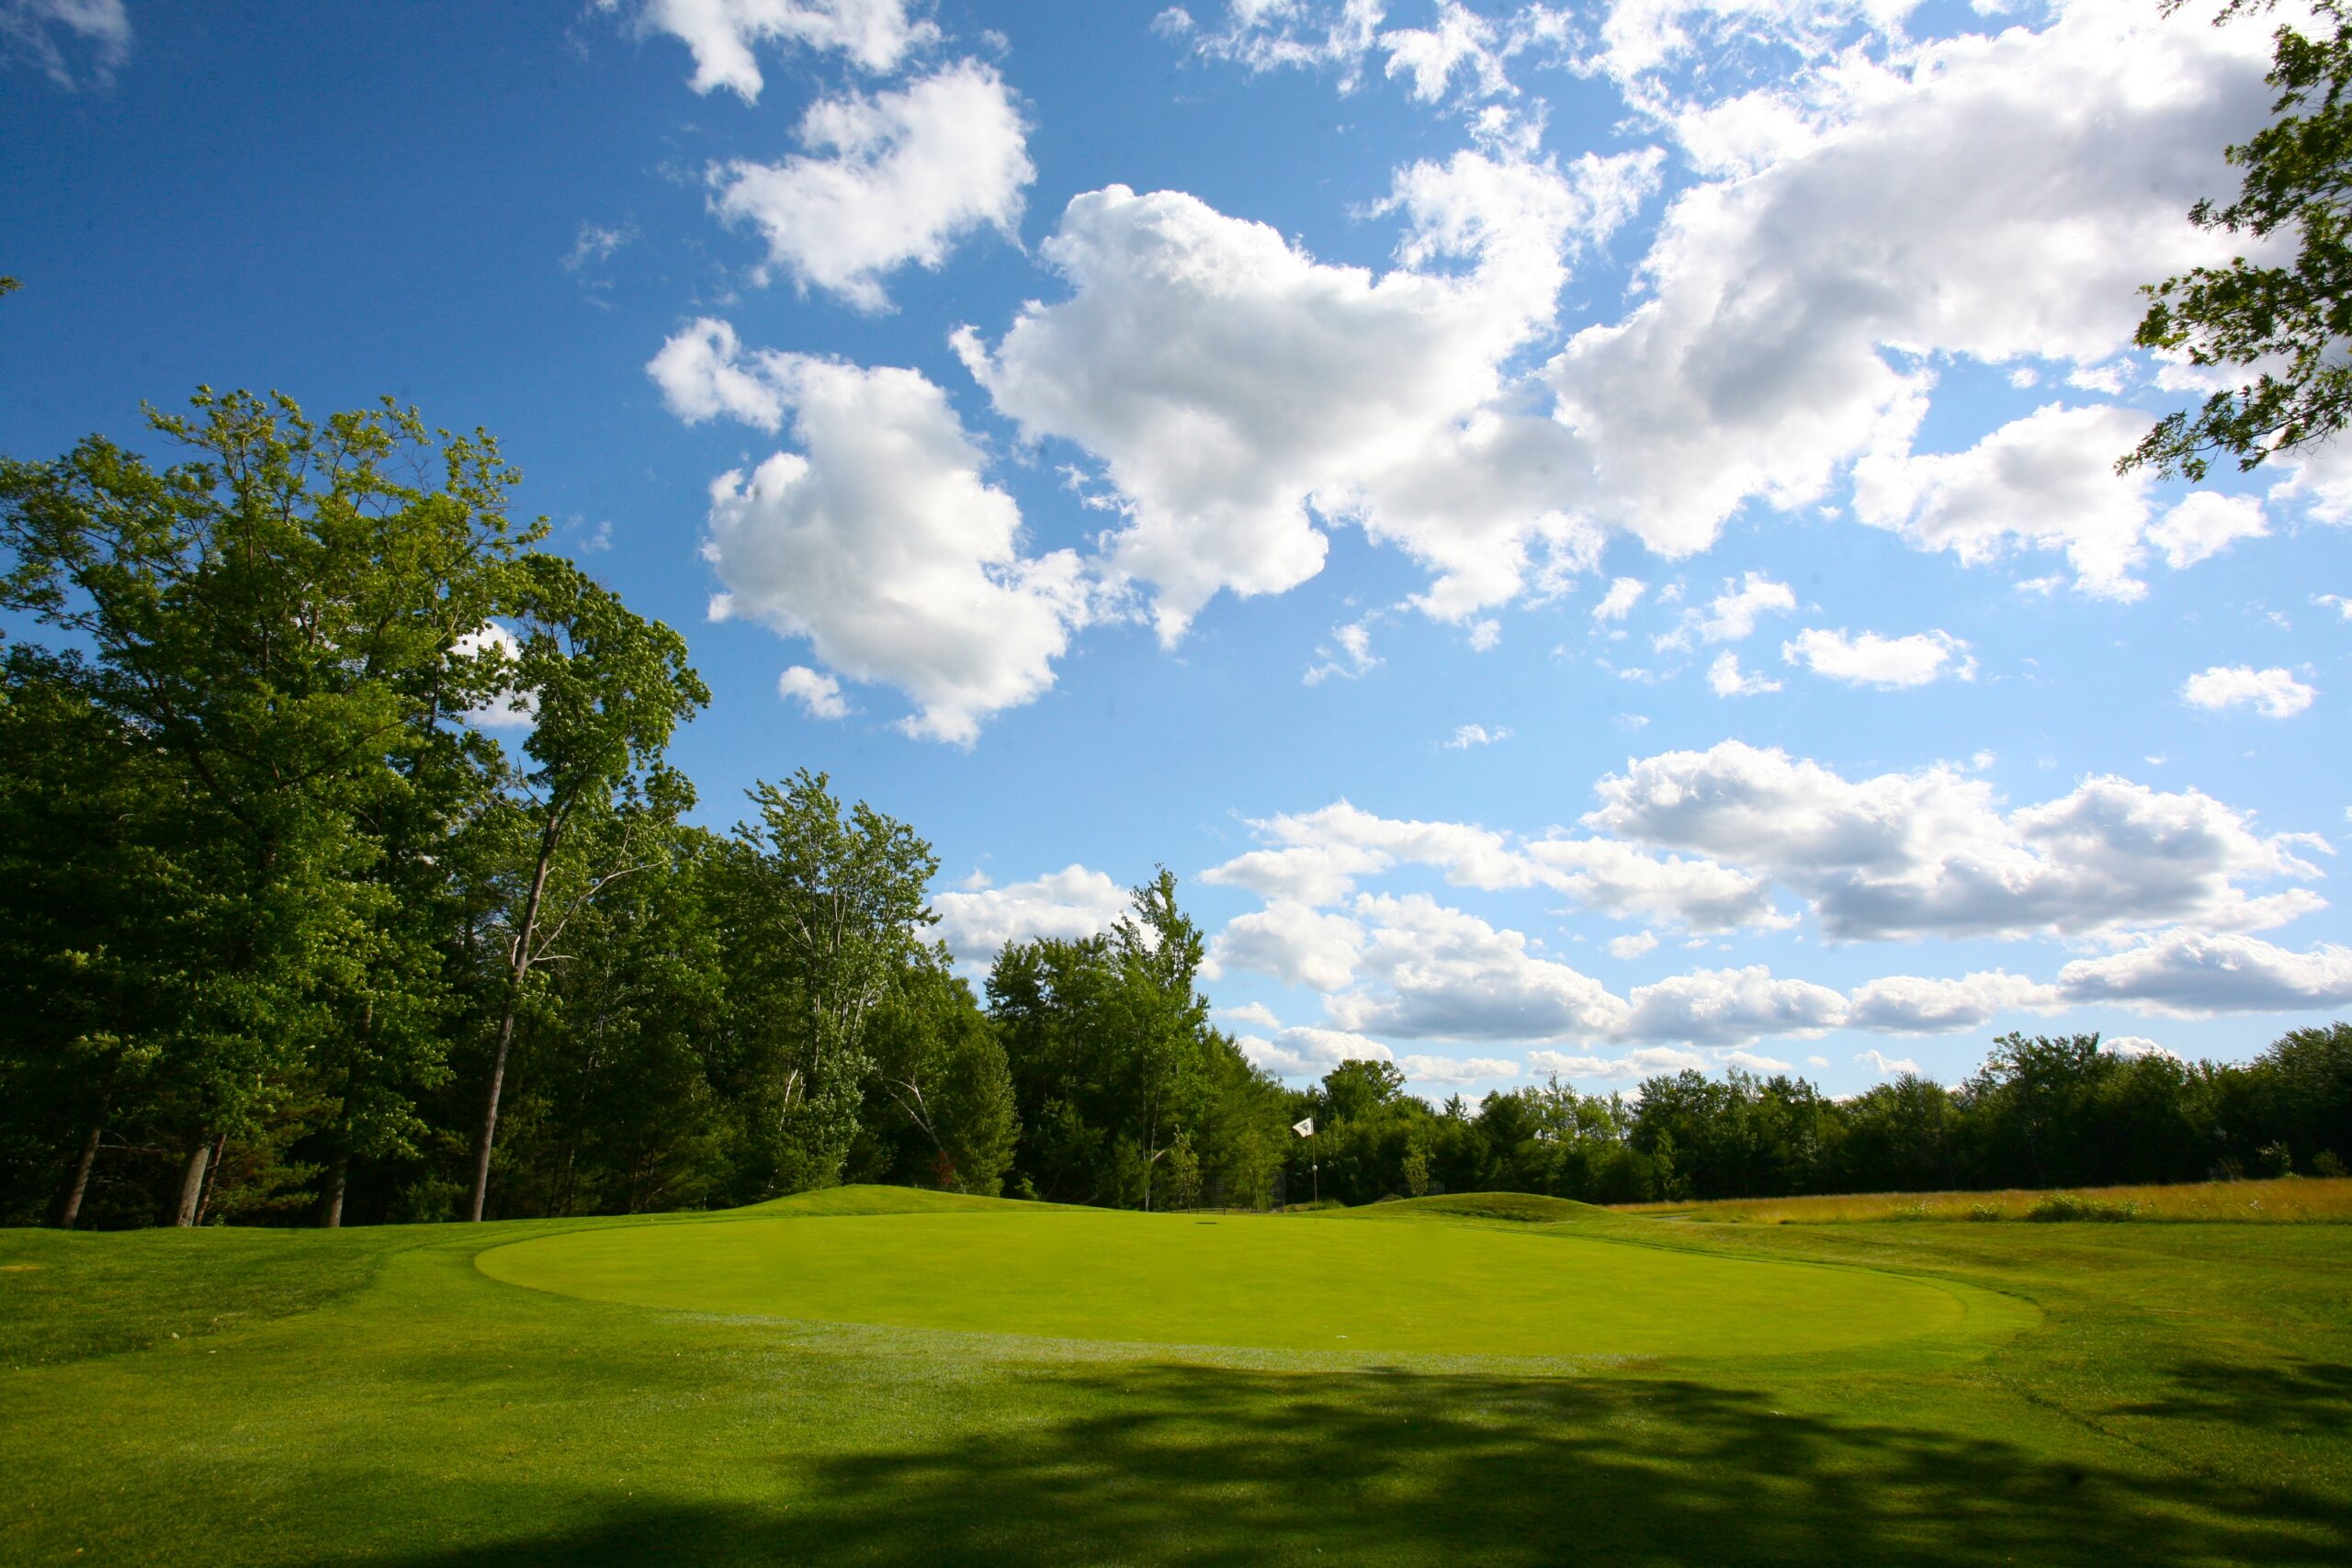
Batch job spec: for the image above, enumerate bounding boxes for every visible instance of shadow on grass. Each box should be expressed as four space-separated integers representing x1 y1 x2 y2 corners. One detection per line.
2120 1359 2352 1437
299 1363 2350 1568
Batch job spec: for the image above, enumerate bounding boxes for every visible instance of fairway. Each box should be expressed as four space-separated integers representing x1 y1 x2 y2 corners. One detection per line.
476 1203 2018 1359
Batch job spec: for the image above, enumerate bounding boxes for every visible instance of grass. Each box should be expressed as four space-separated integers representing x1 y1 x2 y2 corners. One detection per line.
478 1201 2017 1361
2 1187 2347 1566
1616 1174 2352 1224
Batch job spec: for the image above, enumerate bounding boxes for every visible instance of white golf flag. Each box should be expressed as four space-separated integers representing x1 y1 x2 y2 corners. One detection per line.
1293 1117 1315 1137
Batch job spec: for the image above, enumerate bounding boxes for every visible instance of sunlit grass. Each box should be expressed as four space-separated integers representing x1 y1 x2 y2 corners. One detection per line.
3 1189 2347 1565
1614 1174 2352 1224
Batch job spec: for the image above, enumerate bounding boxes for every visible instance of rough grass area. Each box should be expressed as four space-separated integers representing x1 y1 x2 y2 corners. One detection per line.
1616 1174 2352 1224
3 1187 2347 1566
1334 1191 1613 1224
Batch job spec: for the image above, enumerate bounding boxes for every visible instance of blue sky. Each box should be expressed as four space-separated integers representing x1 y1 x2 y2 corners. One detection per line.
6 0 2349 1097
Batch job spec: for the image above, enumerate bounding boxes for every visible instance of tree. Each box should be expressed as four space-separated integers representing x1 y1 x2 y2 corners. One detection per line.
2126 1 2352 478
859 962 1018 1195
465 555 706 1221
1 389 527 1224
711 771 939 1197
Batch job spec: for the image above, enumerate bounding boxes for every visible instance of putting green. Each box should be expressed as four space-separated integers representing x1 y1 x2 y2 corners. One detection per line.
478 1207 2025 1360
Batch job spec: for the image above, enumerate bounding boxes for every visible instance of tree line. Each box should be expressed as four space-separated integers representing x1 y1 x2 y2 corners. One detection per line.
0 391 1303 1228
1287 1026 2352 1208
2 393 2346 1229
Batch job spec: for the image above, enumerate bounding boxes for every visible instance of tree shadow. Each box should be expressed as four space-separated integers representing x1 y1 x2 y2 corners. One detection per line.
2118 1359 2352 1437
295 1362 2350 1567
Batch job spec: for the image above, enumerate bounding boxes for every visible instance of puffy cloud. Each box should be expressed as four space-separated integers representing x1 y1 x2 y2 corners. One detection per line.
2181 665 2316 719
712 60 1032 310
1856 1048 1922 1077
1397 1053 1521 1086
1239 801 1537 897
648 317 795 429
605 0 937 99
1523 835 1787 932
1328 893 1631 1042
1781 627 1975 688
956 147 1657 639
1850 404 2162 600
1607 931 1661 959
777 664 848 718
932 864 1128 962
1443 722 1512 749
1724 1049 1794 1073
1525 1045 1709 1081
2 0 130 88
2100 1034 2179 1060
1585 740 2327 940
1238 1024 1395 1078
1304 616 1381 684
2148 491 2267 570
663 324 1098 742
1200 842 1392 906
1844 970 2056 1033
450 625 533 729
1592 575 1648 623
1548 2 2268 563
1167 1 1571 101
2054 929 2352 1018
1207 797 1781 932
1205 900 1367 991
1615 964 1849 1046
1706 651 1781 696
1657 571 1795 650
1216 1000 1284 1029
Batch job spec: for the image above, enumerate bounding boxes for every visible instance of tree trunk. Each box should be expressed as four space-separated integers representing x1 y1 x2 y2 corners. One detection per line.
195 1132 228 1225
466 1007 520 1224
174 1138 210 1227
468 818 560 1223
55 1117 103 1229
320 1148 348 1228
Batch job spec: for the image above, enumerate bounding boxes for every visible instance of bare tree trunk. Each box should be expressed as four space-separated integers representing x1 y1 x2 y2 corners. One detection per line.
195 1133 227 1225
320 1148 348 1228
56 1118 103 1229
174 1138 210 1227
467 1008 520 1224
469 823 558 1223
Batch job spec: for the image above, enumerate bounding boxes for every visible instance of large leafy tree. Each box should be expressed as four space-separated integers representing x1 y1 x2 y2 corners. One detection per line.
463 554 707 1222
709 770 940 1197
2128 0 2352 477
0 390 527 1224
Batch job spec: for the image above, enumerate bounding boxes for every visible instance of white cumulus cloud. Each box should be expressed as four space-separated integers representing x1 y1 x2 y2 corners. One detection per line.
658 321 1099 743
711 60 1032 310
2181 665 2315 719
777 665 848 718
1585 740 2327 940
1781 627 1975 689
2054 928 2352 1018
932 864 1129 963
605 0 938 99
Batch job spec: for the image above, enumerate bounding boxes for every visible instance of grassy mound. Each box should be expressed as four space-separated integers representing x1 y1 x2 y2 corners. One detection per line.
734 1184 1034 1218
476 1203 2013 1359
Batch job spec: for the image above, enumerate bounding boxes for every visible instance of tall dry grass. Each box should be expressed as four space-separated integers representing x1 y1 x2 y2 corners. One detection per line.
1614 1175 2352 1224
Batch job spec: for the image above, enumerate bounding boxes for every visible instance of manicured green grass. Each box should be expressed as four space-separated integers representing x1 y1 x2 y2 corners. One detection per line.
3 1190 2347 1566
480 1202 2017 1360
